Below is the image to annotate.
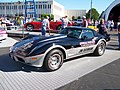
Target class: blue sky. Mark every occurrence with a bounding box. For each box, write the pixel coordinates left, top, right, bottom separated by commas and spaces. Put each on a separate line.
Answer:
1, 0, 115, 14
55, 0, 115, 14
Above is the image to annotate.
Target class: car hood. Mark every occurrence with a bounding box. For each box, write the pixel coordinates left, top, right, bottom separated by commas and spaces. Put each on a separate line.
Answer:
12, 34, 75, 56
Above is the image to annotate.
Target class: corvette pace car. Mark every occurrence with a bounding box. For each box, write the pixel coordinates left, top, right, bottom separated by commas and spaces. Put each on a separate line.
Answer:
9, 26, 110, 71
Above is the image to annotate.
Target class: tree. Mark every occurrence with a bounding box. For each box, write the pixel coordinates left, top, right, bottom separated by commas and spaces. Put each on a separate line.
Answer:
50, 14, 54, 21
72, 16, 75, 20
86, 8, 99, 20
77, 16, 81, 19
41, 14, 54, 21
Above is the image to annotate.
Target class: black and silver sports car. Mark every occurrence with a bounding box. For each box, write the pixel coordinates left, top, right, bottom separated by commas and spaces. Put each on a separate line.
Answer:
9, 26, 110, 71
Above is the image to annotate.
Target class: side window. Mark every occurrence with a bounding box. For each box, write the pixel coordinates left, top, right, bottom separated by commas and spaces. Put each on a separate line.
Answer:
81, 29, 94, 39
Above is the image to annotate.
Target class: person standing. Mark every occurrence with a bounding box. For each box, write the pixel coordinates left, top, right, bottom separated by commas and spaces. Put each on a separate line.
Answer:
82, 16, 88, 28
41, 16, 50, 36
110, 20, 114, 31
118, 24, 120, 49
97, 19, 107, 36
60, 16, 71, 30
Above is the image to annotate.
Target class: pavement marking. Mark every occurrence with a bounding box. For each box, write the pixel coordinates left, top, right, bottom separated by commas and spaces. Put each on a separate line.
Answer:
0, 37, 18, 48
0, 49, 120, 90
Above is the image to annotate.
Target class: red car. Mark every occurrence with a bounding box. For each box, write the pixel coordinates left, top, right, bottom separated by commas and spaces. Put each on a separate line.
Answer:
24, 20, 73, 32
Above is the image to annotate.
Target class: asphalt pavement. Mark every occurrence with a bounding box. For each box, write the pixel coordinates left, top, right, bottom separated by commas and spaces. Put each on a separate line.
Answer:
0, 30, 120, 90
57, 30, 120, 90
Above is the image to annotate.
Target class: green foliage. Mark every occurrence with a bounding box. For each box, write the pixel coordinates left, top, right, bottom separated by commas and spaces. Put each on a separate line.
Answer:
41, 14, 54, 20
77, 16, 81, 19
72, 16, 75, 20
86, 8, 99, 20
16, 16, 21, 25
50, 14, 54, 20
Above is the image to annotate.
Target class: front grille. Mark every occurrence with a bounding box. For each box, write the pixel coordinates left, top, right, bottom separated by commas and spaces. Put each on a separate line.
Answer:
16, 51, 27, 57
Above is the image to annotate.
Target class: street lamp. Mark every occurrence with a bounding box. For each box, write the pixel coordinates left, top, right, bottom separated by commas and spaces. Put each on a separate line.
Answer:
90, 0, 92, 21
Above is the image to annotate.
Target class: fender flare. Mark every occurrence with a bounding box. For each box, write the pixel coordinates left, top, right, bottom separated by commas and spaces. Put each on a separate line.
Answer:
43, 44, 67, 60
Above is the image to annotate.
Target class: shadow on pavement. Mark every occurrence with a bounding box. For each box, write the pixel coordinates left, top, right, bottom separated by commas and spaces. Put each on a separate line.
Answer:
110, 34, 118, 36
0, 54, 47, 72
0, 47, 119, 73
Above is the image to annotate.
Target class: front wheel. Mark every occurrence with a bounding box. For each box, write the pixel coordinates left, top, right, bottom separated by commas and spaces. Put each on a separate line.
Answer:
56, 25, 62, 33
43, 49, 64, 71
93, 41, 106, 56
26, 24, 34, 31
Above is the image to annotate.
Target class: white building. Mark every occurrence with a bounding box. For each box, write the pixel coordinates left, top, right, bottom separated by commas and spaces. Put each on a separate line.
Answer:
0, 0, 86, 21
0, 0, 64, 21
65, 10, 86, 20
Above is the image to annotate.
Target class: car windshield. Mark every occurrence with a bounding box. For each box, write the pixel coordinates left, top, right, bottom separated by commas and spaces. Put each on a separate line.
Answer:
59, 28, 82, 38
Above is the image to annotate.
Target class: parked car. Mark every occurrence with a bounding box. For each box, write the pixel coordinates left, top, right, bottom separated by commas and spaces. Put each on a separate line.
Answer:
9, 26, 110, 71
24, 20, 73, 32
88, 24, 98, 31
73, 19, 83, 26
0, 27, 7, 41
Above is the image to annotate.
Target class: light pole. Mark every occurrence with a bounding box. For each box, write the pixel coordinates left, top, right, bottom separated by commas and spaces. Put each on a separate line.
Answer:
90, 0, 92, 21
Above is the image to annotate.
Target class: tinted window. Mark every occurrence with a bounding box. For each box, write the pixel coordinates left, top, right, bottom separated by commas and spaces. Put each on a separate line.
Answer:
81, 29, 94, 39
59, 28, 82, 38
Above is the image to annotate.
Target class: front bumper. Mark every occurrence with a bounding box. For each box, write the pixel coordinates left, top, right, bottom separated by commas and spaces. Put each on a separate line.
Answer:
9, 52, 45, 67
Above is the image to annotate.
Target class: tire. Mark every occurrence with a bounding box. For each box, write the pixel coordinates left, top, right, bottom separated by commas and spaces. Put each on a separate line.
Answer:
43, 49, 64, 71
26, 24, 34, 31
56, 25, 62, 33
93, 41, 106, 56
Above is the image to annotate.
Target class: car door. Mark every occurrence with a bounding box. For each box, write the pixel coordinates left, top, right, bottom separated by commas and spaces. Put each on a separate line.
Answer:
66, 38, 80, 57
65, 29, 82, 57
76, 29, 96, 55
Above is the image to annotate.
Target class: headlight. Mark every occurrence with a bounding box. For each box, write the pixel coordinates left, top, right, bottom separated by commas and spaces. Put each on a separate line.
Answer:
9, 46, 13, 53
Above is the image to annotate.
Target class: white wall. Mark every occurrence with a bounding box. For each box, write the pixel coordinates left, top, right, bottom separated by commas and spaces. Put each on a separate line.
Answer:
53, 1, 64, 21
65, 10, 86, 20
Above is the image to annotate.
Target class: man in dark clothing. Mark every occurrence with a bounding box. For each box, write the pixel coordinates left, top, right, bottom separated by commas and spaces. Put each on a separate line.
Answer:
97, 19, 110, 41
97, 19, 107, 35
118, 24, 120, 49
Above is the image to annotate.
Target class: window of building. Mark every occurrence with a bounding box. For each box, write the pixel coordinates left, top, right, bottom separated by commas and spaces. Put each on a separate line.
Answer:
39, 5, 42, 9
22, 5, 24, 9
43, 4, 45, 9
41, 5, 42, 9
36, 5, 37, 9
49, 4, 51, 9
6, 6, 8, 9
19, 6, 21, 9
12, 6, 14, 9
48, 4, 50, 9
48, 4, 49, 9
3, 6, 5, 9
44, 4, 47, 9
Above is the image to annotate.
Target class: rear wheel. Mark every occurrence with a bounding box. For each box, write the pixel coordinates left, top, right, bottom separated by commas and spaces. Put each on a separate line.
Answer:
43, 49, 64, 71
26, 24, 34, 31
93, 41, 106, 56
